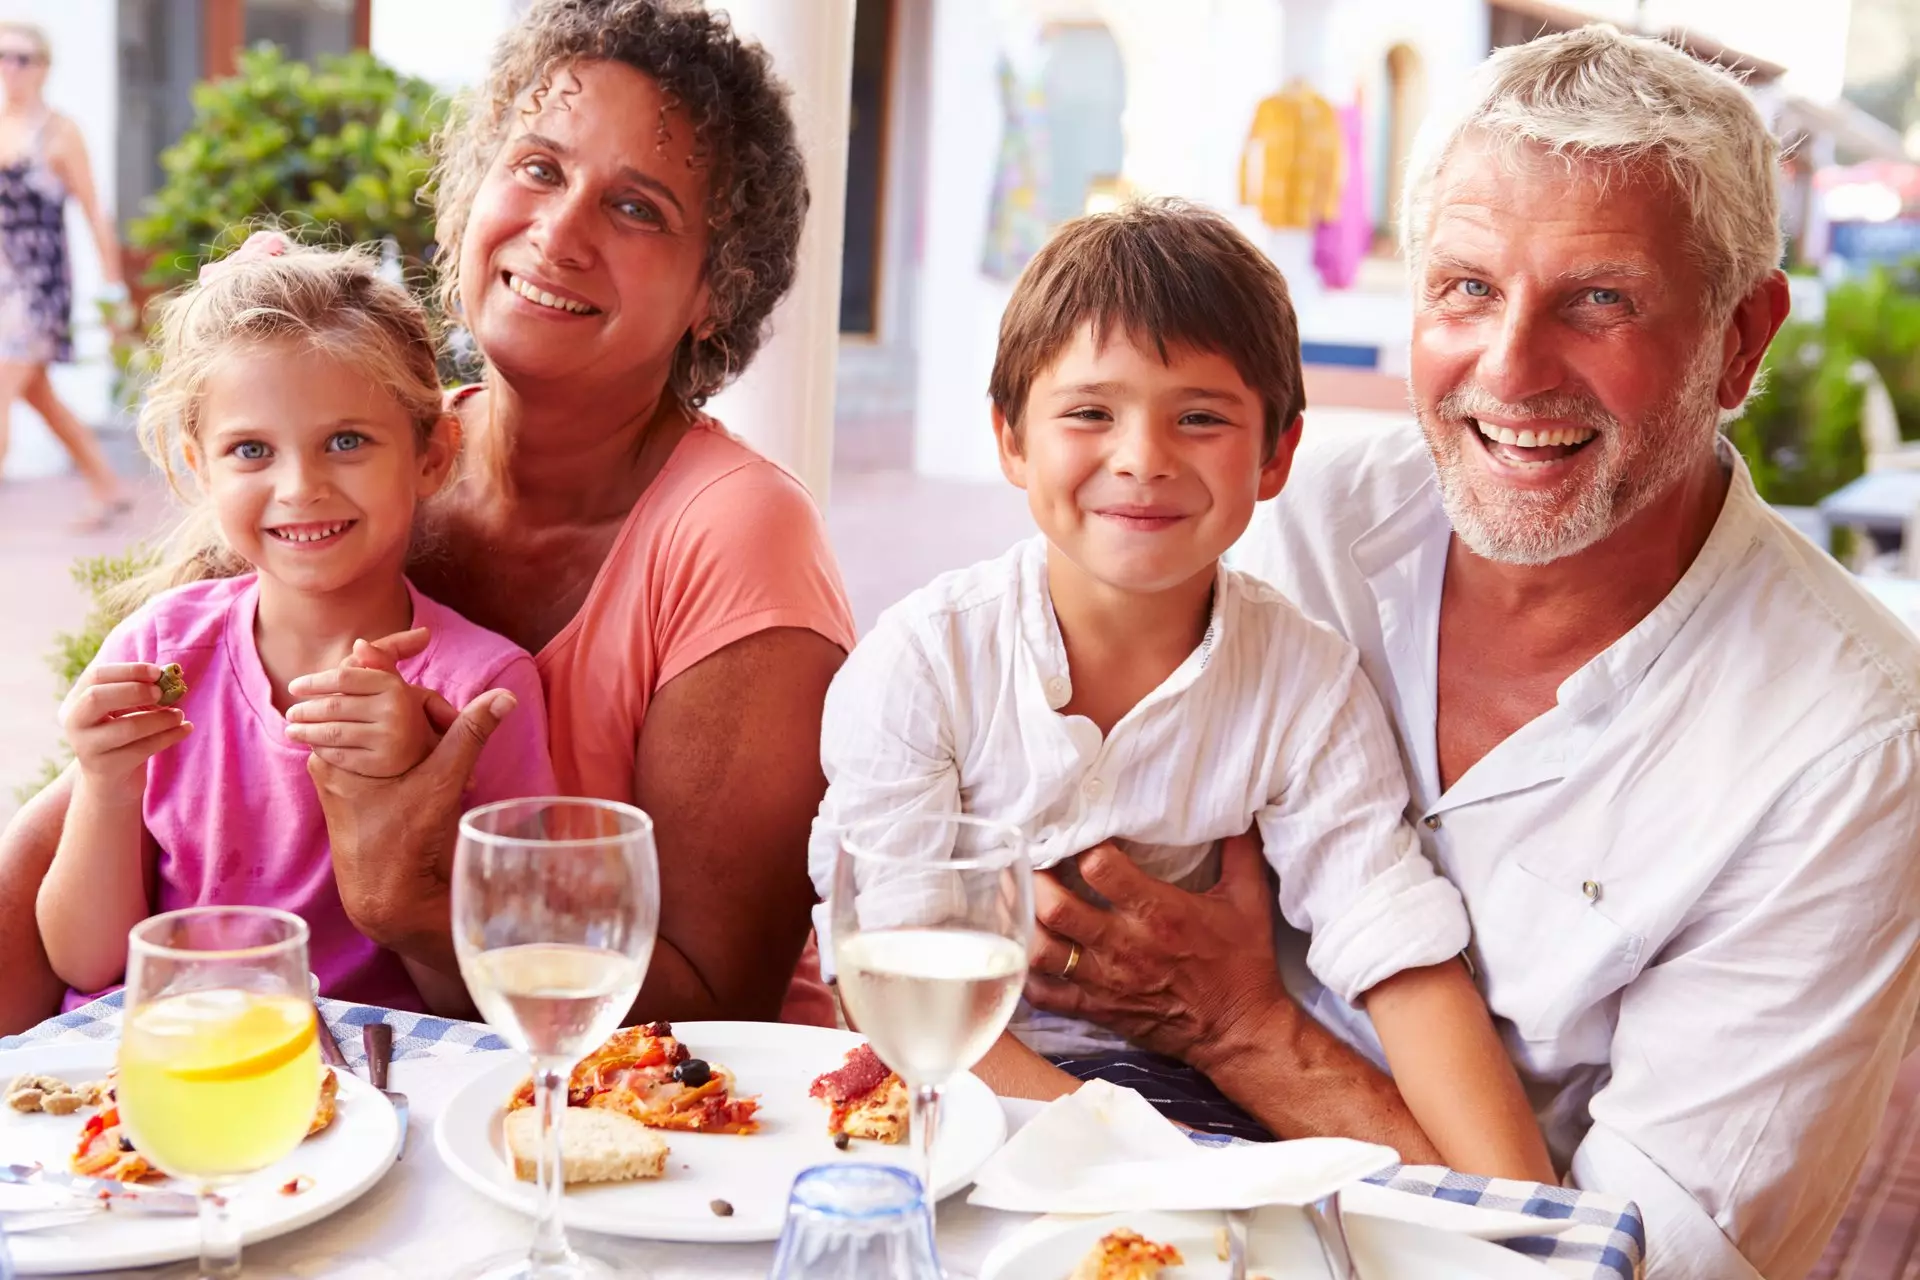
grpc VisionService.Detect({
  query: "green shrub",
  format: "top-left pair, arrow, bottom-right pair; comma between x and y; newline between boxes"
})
1728,321 -> 1866,509
128,45 -> 445,293
13,550 -> 158,804
1732,262 -> 1920,510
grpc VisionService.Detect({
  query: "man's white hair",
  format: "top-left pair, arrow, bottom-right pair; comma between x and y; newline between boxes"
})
1400,25 -> 1782,318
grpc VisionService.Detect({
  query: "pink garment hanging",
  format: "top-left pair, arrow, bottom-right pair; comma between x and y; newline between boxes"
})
1312,101 -> 1371,290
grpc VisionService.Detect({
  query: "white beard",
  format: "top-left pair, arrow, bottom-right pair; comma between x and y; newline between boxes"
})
1419,342 -> 1724,566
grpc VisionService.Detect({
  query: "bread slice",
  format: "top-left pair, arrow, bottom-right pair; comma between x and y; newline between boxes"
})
503,1106 -> 668,1184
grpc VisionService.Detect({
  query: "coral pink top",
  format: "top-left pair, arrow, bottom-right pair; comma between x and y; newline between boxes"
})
515,405 -> 856,1024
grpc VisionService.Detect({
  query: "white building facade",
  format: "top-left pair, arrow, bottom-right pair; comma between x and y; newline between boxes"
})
4,0 -> 1858,489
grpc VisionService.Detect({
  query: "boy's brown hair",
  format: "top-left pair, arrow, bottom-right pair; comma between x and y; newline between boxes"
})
988,197 -> 1304,460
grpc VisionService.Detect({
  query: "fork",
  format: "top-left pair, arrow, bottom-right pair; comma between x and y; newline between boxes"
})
362,1022 -> 410,1160
1306,1190 -> 1360,1278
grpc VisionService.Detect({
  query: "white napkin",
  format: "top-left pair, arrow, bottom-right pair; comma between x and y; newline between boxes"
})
967,1080 -> 1399,1214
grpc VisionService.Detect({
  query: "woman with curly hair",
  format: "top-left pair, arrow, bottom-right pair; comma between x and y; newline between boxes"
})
0,0 -> 854,1028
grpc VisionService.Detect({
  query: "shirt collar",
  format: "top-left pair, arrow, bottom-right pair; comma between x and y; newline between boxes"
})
1016,535 -> 1231,713
1353,436 -> 1764,728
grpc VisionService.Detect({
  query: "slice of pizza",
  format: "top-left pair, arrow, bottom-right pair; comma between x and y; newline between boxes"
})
308,1065 -> 339,1137
1068,1229 -> 1185,1280
71,1105 -> 157,1182
506,1022 -> 760,1134
809,1043 -> 908,1143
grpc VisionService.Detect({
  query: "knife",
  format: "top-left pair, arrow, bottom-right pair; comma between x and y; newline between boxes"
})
315,1002 -> 349,1068
363,1021 -> 410,1160
0,1163 -> 198,1215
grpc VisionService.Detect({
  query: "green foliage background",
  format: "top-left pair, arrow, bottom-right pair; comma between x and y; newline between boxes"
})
1732,264 -> 1920,510
128,45 -> 445,290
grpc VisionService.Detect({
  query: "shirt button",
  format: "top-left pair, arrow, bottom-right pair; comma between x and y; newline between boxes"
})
1422,814 -> 1441,830
1045,676 -> 1071,708
1082,777 -> 1104,800
1581,879 -> 1602,904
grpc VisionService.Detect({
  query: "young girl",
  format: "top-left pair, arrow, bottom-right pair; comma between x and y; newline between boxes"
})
36,232 -> 555,1011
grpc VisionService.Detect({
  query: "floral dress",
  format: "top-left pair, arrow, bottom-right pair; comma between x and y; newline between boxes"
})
0,113 -> 73,364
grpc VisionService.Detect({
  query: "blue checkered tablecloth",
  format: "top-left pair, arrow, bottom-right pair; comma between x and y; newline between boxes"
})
1169,1123 -> 1644,1279
0,989 -> 508,1070
6,996 -> 1643,1278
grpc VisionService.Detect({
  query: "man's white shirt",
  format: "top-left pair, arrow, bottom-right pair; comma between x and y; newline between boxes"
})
809,535 -> 1468,1055
1238,422 -> 1920,1280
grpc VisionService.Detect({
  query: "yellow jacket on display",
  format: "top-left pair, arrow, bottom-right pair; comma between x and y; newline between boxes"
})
1239,82 -> 1346,229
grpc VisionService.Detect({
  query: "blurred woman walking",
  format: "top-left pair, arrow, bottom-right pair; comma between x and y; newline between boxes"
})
0,20 -> 131,526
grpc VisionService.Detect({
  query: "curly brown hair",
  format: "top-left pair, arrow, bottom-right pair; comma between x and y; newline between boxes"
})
428,0 -> 808,408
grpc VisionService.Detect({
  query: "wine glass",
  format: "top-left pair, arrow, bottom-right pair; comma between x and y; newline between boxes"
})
453,797 -> 660,1280
117,906 -> 320,1280
828,813 -> 1032,1250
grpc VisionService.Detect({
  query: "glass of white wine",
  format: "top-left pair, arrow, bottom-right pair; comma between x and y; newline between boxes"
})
453,797 -> 660,1280
829,813 -> 1032,1253
117,906 -> 318,1280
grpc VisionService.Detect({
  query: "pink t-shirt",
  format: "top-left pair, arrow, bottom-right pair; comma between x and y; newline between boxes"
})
531,416 -> 856,1025
65,574 -> 556,1011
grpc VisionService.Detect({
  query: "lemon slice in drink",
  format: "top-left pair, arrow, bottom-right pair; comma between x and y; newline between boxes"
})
130,990 -> 317,1082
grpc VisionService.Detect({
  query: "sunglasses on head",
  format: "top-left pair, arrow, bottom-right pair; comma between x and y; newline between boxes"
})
0,52 -> 41,68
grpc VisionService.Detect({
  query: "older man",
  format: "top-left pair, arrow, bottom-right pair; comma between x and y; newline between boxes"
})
1024,26 -> 1920,1280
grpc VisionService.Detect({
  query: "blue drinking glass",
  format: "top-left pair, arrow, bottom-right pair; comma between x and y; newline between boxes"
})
768,1163 -> 942,1280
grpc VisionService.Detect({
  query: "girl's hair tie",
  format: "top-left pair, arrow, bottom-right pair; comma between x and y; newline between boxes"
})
199,230 -> 292,284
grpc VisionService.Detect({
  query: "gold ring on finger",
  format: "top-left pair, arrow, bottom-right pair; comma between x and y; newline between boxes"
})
1060,941 -> 1083,981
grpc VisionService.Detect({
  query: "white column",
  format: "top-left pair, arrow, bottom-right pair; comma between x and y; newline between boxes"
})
702,0 -> 856,502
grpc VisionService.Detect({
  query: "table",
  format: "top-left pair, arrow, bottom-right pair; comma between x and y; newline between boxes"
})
4,997 -> 1645,1278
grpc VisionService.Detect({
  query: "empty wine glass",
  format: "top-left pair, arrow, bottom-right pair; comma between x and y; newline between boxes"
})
828,813 -> 1032,1252
453,797 -> 660,1280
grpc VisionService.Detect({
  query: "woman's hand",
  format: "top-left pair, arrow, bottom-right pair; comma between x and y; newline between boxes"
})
284,653 -> 439,778
1023,832 -> 1289,1071
59,662 -> 191,799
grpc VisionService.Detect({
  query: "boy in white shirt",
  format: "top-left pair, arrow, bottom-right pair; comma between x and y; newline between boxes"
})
812,199 -> 1551,1178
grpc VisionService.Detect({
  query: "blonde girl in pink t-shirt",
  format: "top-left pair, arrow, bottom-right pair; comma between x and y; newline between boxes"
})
36,233 -> 554,1009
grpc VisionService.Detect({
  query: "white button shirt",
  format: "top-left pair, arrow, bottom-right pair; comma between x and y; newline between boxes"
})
810,535 -> 1469,1055
1239,424 -> 1920,1280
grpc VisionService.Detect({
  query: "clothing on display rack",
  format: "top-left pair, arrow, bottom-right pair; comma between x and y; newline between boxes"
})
1239,80 -> 1346,231
981,54 -> 1052,281
1312,98 -> 1372,290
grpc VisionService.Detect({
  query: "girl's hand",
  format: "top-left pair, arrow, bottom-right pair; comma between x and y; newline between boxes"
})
283,659 -> 437,778
59,663 -> 191,797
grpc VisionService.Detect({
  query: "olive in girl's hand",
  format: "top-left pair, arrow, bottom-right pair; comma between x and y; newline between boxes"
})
672,1058 -> 711,1088
155,664 -> 189,707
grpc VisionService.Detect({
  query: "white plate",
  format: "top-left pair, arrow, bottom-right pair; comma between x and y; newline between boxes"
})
0,1042 -> 400,1276
979,1206 -> 1562,1279
434,1021 -> 1007,1243
1340,1180 -> 1581,1241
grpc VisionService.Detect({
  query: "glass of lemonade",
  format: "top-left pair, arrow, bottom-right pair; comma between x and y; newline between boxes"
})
829,814 -> 1032,1254
118,906 -> 319,1280
453,797 -> 660,1280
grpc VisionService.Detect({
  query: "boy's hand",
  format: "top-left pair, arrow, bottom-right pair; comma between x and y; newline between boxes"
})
60,662 -> 192,796
284,655 -> 437,778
